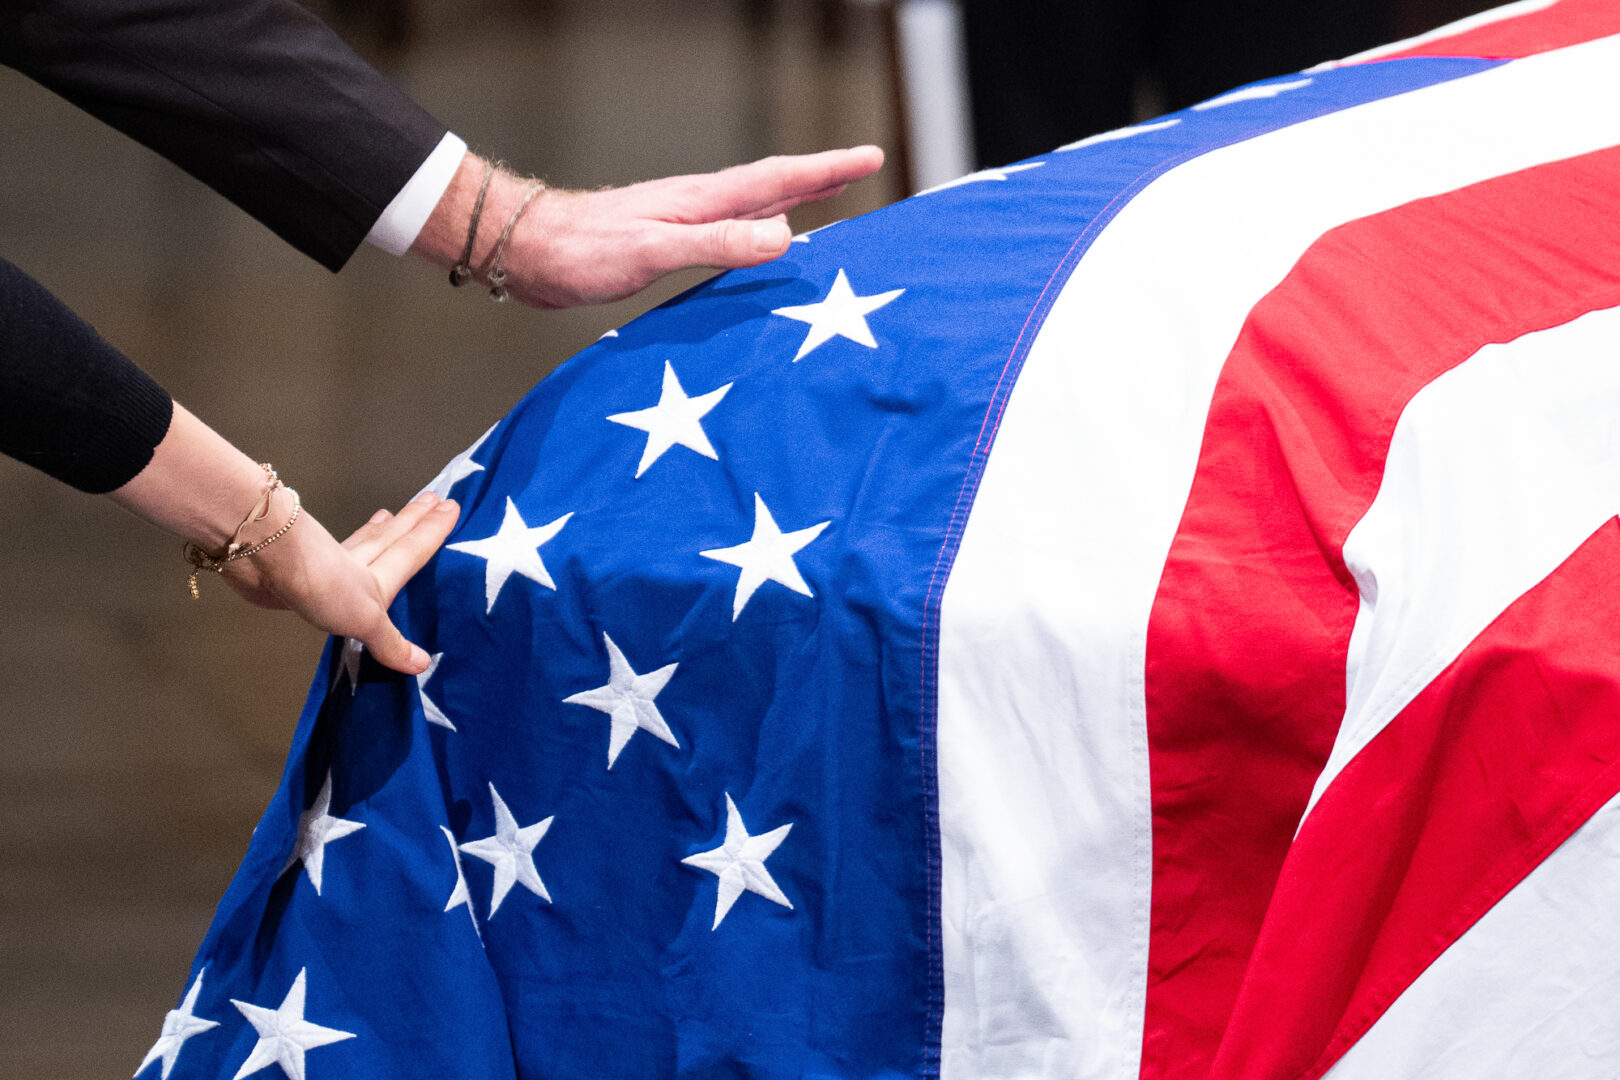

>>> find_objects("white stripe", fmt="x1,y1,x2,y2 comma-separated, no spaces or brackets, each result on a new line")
1307,304,1620,818
1326,787,1620,1078
936,35,1620,1080
1310,0,1560,69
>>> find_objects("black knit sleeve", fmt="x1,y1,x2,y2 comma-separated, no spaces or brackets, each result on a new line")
0,258,174,493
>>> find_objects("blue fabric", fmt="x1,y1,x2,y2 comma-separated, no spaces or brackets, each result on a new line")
163,56,1499,1080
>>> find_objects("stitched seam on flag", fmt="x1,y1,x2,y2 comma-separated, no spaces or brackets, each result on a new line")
919,141,1227,1076
1299,752,1620,1080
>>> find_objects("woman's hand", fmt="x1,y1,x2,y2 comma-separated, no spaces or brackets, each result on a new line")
110,403,459,676
221,491,459,675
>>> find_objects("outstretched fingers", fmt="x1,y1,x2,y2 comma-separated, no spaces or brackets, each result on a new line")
366,496,460,602
675,146,883,222
344,492,443,563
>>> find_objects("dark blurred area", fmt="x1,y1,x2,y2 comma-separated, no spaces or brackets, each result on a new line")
965,0,1503,166
0,1,1504,1075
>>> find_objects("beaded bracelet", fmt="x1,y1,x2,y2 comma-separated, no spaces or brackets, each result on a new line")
182,463,302,598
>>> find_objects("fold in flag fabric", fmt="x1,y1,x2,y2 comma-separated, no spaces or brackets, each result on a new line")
141,3,1620,1076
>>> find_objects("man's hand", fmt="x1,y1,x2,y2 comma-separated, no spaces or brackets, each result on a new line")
412,146,884,308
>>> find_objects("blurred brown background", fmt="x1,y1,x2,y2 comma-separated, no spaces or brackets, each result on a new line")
0,0,1493,1075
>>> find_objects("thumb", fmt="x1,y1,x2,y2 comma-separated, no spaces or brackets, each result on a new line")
358,615,430,676
687,218,792,269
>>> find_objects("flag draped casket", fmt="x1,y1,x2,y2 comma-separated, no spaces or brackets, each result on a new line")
143,4,1620,1077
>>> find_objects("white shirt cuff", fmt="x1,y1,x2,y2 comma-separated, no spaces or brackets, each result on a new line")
365,132,469,256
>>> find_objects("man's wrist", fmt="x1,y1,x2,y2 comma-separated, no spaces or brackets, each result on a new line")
366,132,469,256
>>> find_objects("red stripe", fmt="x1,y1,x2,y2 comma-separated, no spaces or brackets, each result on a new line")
1214,524,1620,1079
1139,146,1620,1078
1366,0,1620,61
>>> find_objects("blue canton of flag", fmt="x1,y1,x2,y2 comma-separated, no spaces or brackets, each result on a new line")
141,52,1502,1080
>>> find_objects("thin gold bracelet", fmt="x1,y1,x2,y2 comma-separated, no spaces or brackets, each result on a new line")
182,463,302,598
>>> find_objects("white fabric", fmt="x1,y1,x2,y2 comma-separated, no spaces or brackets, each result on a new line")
1309,304,1620,819
364,132,468,256
936,31,1620,1080
1316,0,1560,68
1326,788,1620,1078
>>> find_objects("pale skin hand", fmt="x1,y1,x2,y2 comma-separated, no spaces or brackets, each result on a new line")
410,145,886,308
109,403,455,675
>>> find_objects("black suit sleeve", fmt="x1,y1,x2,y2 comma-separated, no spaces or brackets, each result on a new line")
0,258,173,493
0,0,449,270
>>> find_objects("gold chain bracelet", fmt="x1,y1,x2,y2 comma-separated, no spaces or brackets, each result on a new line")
182,463,302,598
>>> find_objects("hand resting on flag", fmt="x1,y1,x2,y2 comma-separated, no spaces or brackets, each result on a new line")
110,403,457,676
410,145,885,308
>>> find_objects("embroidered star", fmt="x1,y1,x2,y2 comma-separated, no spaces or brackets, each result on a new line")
230,968,355,1080
682,793,794,929
1193,76,1312,110
459,783,553,918
446,497,572,613
563,633,680,768
1057,117,1181,151
915,160,1044,195
331,637,363,696
440,825,481,942
606,362,733,478
701,493,829,620
422,423,495,500
281,772,365,897
417,652,454,731
771,269,904,361
136,967,219,1080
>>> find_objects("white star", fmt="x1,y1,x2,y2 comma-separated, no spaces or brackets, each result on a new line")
599,328,620,339
606,362,733,478
280,772,365,897
421,423,495,500
331,637,362,696
563,633,680,769
230,968,355,1080
771,269,904,361
446,497,572,613
459,783,553,918
915,160,1044,195
440,825,482,943
1193,76,1312,110
682,793,794,929
417,652,454,731
1056,117,1181,151
701,493,829,620
136,967,219,1080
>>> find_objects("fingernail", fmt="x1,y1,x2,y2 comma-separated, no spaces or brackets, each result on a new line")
409,644,430,671
434,498,459,514
753,221,790,254
369,509,390,525
412,491,440,505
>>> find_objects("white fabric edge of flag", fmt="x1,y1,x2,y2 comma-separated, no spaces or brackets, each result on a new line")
1308,0,1560,69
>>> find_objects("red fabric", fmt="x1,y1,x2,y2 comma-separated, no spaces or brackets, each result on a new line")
1139,145,1620,1079
1215,524,1620,1079
1365,0,1620,62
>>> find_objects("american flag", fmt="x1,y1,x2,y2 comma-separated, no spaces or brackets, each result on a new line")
139,2,1620,1076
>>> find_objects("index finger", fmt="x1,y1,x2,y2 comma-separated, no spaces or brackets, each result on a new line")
673,146,884,222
